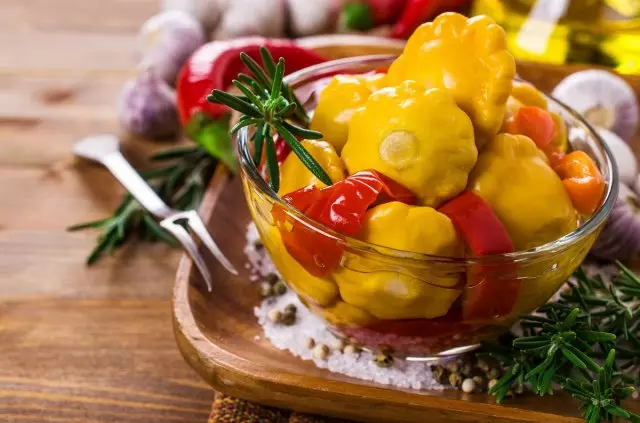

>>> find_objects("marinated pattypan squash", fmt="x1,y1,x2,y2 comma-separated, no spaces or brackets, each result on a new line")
333,202,463,320
387,13,516,147
341,81,477,207
511,81,548,110
263,226,339,306
310,73,386,153
468,134,579,250
550,112,569,153
278,139,346,196
309,300,376,327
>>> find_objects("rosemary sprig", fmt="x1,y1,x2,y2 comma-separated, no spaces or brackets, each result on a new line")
69,146,217,264
207,47,331,192
482,262,640,423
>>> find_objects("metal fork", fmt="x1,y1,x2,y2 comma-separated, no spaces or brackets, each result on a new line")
73,134,238,291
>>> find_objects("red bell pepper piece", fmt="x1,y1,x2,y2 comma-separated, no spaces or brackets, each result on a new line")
439,192,519,320
176,37,327,126
391,0,471,39
175,38,326,172
553,151,605,216
342,0,407,31
273,170,416,277
506,106,557,150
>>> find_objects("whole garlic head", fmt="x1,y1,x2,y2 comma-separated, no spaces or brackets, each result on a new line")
212,0,286,40
137,10,205,85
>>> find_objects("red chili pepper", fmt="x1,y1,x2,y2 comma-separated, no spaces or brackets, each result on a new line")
439,192,519,320
176,37,327,126
342,0,407,31
273,170,416,277
391,0,471,39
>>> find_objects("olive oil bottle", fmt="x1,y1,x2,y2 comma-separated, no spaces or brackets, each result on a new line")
472,0,640,74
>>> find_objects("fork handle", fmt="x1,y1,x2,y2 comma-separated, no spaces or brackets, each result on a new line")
102,152,174,219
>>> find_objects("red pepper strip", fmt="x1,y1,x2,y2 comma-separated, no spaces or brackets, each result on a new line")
544,147,566,170
391,0,471,39
506,106,557,150
342,0,407,31
272,170,417,277
553,151,605,216
438,192,519,320
176,37,327,126
275,136,293,164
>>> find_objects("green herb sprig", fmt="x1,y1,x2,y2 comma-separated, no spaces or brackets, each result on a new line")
207,47,331,192
482,262,640,423
69,146,216,264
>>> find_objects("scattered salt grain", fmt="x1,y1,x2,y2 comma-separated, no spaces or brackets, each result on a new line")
247,222,446,391
254,288,446,391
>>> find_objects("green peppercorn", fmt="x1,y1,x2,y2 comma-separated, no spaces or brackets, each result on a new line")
265,273,279,285
373,353,394,368
273,281,287,295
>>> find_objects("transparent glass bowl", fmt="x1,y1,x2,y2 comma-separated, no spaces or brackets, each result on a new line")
238,55,618,359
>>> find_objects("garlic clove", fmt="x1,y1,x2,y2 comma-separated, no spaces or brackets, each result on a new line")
552,70,639,142
161,0,223,33
286,0,338,37
138,10,205,85
117,69,180,140
597,128,638,186
634,173,640,197
212,0,286,40
591,184,640,262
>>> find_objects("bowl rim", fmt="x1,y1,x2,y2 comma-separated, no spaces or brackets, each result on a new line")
237,54,619,264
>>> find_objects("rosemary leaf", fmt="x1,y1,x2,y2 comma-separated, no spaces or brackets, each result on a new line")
276,123,332,186
253,122,267,166
264,130,280,192
282,120,323,140
260,46,277,77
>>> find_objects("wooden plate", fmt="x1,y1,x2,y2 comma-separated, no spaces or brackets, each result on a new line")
173,35,640,422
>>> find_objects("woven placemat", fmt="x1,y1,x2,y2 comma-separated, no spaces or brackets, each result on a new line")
209,393,355,423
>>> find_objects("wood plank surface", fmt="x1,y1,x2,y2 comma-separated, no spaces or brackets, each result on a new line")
0,1,214,422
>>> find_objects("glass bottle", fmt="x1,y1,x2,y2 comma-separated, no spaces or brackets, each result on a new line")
472,0,640,75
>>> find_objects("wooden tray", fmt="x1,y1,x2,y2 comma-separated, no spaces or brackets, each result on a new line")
173,35,640,423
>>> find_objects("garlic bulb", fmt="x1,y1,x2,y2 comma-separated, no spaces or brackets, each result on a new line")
213,0,286,40
597,128,638,186
552,70,639,142
591,184,640,262
286,0,337,36
117,69,180,140
161,0,223,32
138,10,205,85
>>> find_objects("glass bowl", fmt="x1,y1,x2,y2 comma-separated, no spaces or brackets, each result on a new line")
237,55,618,359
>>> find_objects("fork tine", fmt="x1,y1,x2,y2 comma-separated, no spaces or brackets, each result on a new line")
160,219,214,292
182,210,239,276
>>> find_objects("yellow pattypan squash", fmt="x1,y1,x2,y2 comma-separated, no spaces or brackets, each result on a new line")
550,112,569,153
333,202,463,320
262,226,339,306
310,73,386,153
308,300,377,327
341,81,477,207
387,12,516,147
278,139,346,196
468,134,579,250
511,81,548,110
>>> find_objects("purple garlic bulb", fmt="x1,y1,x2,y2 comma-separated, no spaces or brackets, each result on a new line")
137,10,205,85
591,184,640,262
117,68,180,140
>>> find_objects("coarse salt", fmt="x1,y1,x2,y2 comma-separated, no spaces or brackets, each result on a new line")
246,223,446,391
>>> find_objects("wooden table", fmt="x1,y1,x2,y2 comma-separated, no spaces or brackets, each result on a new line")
0,1,214,422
